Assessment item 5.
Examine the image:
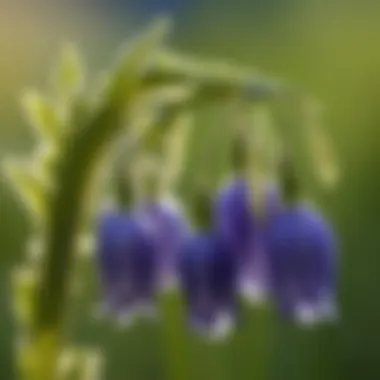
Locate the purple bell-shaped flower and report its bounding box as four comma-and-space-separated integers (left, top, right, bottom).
137, 196, 189, 290
179, 231, 239, 340
215, 177, 281, 304
96, 209, 158, 325
265, 205, 338, 326
216, 177, 253, 255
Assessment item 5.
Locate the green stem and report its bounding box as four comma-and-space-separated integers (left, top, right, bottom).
231, 127, 250, 176
279, 149, 300, 205
139, 103, 189, 203
190, 188, 214, 231
160, 291, 191, 380
26, 18, 172, 379
113, 139, 136, 210
31, 103, 125, 380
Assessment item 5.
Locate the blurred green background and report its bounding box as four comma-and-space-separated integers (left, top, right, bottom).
1, 0, 380, 379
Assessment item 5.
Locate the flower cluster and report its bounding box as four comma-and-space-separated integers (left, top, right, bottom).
96, 114, 339, 342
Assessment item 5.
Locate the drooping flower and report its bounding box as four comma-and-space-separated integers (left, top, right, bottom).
178, 231, 239, 340
96, 209, 158, 325
215, 177, 282, 304
137, 196, 189, 290
215, 177, 253, 256
265, 205, 338, 326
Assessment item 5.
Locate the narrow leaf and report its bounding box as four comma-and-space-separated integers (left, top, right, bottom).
304, 98, 341, 189
134, 154, 163, 203
309, 126, 341, 189
129, 84, 194, 140
160, 111, 192, 193
249, 105, 279, 179
21, 329, 60, 380
11, 266, 39, 328
3, 159, 48, 221
144, 49, 286, 105
21, 89, 61, 140
242, 104, 279, 212
79, 349, 104, 380
26, 235, 44, 262
56, 347, 103, 380
54, 43, 84, 98
106, 16, 172, 106
57, 348, 79, 380
33, 143, 58, 183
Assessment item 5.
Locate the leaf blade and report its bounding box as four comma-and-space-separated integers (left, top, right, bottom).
21, 90, 61, 140
3, 159, 48, 222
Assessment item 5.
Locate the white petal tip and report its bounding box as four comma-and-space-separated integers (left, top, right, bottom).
161, 196, 182, 216
116, 310, 138, 329
295, 306, 319, 327
294, 300, 339, 328
208, 313, 235, 343
240, 282, 268, 306
161, 277, 179, 293
135, 303, 159, 321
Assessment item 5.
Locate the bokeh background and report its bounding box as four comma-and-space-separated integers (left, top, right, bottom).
1, 0, 380, 379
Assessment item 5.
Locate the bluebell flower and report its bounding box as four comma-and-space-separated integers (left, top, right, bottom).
96, 210, 158, 325
265, 205, 338, 326
137, 197, 189, 290
215, 177, 253, 256
215, 177, 282, 304
178, 232, 239, 340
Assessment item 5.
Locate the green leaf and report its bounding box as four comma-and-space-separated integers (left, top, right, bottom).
3, 159, 48, 221
151, 49, 257, 83
160, 110, 192, 193
248, 105, 279, 195
142, 102, 190, 155
78, 348, 104, 380
33, 143, 58, 183
11, 265, 39, 329
105, 16, 172, 106
127, 102, 193, 202
129, 84, 195, 141
304, 98, 341, 190
56, 347, 103, 380
19, 329, 60, 380
133, 153, 163, 202
309, 127, 341, 189
53, 43, 84, 98
21, 89, 61, 140
57, 348, 79, 380
26, 235, 44, 262
144, 49, 285, 105
132, 84, 195, 115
